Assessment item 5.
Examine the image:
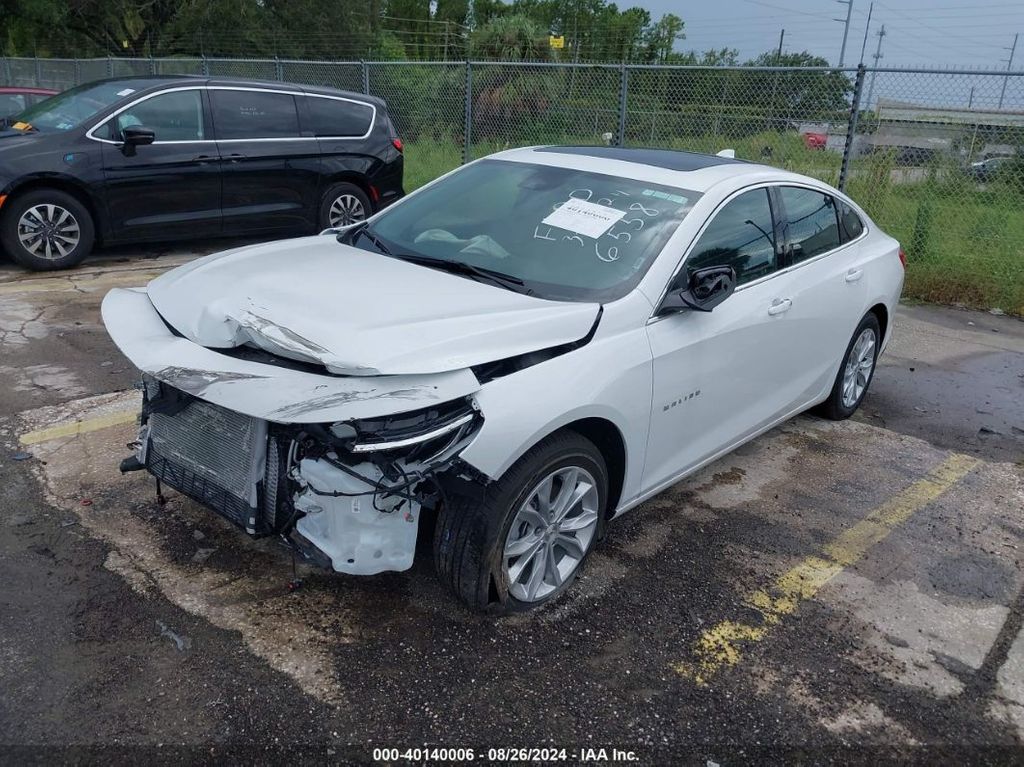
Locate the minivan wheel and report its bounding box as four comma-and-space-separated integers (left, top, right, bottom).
1, 189, 95, 271
816, 312, 881, 420
319, 182, 371, 229
434, 431, 608, 613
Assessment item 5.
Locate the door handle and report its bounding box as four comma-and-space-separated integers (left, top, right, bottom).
226, 153, 246, 162
191, 154, 215, 163
767, 298, 792, 316
845, 268, 864, 283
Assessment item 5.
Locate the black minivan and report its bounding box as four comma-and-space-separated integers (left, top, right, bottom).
0, 76, 404, 270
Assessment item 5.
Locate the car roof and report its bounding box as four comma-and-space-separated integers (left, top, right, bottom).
493, 145, 836, 197
534, 145, 748, 171
81, 75, 385, 108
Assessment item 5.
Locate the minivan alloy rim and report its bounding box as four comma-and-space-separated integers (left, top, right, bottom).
842, 327, 876, 408
328, 194, 367, 227
503, 466, 599, 603
18, 204, 80, 260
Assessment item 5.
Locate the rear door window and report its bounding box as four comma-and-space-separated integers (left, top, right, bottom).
211, 89, 300, 139
684, 188, 778, 285
305, 96, 374, 137
837, 200, 864, 242
113, 89, 205, 141
779, 187, 842, 263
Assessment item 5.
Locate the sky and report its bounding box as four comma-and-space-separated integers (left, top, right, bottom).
641, 0, 1023, 71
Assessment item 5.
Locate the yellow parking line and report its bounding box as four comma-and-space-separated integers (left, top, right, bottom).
673, 453, 981, 685
19, 410, 137, 446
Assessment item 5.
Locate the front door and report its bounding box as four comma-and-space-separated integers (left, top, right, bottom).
643, 187, 797, 492
210, 88, 321, 233
100, 88, 222, 241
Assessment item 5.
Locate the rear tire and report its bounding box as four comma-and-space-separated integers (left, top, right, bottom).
816, 312, 881, 420
434, 431, 608, 613
318, 182, 371, 230
0, 188, 95, 271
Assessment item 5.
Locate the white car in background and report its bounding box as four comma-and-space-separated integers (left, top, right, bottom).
102, 146, 904, 612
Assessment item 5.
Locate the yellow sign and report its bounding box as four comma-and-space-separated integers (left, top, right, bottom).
11, 121, 31, 131
549, 35, 565, 49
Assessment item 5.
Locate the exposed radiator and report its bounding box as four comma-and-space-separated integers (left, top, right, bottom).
145, 390, 270, 534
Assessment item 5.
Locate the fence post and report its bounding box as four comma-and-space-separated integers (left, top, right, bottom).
839, 64, 866, 193
615, 63, 629, 147
361, 60, 370, 95
34, 56, 42, 87
275, 56, 283, 81
74, 58, 81, 85
106, 56, 113, 78
201, 55, 209, 76
462, 60, 473, 165
2, 57, 10, 86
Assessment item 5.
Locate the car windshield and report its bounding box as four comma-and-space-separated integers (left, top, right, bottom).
10, 79, 164, 132
357, 159, 701, 302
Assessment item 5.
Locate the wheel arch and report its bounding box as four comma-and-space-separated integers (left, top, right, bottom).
322, 172, 378, 211
3, 176, 106, 240
868, 302, 889, 344
561, 417, 627, 519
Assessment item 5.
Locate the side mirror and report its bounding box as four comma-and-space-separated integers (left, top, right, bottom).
121, 125, 155, 147
661, 265, 737, 314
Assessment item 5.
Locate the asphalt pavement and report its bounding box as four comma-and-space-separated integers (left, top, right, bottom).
0, 244, 1022, 764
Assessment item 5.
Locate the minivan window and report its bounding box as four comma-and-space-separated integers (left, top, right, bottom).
684, 188, 777, 285
780, 187, 841, 262
0, 94, 26, 115
211, 89, 300, 139
14, 79, 166, 132
113, 89, 205, 141
306, 96, 373, 137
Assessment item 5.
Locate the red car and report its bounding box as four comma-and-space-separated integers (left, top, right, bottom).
802, 131, 828, 150
0, 86, 58, 120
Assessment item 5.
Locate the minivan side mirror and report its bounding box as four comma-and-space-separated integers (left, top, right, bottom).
120, 124, 154, 153
660, 265, 737, 314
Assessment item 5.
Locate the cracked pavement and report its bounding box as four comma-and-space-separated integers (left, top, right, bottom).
0, 246, 1022, 763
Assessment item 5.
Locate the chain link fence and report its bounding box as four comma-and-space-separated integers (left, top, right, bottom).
2, 56, 1022, 311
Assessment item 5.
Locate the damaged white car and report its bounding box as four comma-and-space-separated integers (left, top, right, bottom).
102, 146, 904, 612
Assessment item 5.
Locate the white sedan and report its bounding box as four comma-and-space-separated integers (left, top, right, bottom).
102, 146, 904, 612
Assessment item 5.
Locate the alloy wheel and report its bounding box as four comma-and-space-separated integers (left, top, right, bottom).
503, 466, 599, 603
17, 204, 81, 261
328, 194, 367, 227
841, 327, 877, 408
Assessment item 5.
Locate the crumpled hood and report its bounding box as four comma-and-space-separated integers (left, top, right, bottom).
147, 236, 601, 376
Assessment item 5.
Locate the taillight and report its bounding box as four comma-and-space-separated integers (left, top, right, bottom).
898, 248, 907, 268
392, 138, 403, 153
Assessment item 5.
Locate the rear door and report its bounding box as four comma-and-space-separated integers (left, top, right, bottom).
99, 88, 222, 241
772, 186, 869, 402
210, 87, 321, 233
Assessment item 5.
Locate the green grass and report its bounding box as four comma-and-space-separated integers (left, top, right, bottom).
402, 137, 1024, 315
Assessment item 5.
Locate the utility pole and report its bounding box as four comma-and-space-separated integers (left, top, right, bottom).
859, 2, 873, 64
865, 24, 886, 113
998, 32, 1018, 109
835, 0, 854, 67
766, 29, 785, 131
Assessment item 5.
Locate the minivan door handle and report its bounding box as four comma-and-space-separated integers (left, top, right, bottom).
191, 154, 215, 163
226, 153, 247, 162
767, 298, 792, 316
845, 268, 864, 283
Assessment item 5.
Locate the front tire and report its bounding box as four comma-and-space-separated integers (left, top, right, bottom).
434, 431, 608, 613
816, 312, 881, 420
0, 189, 95, 271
